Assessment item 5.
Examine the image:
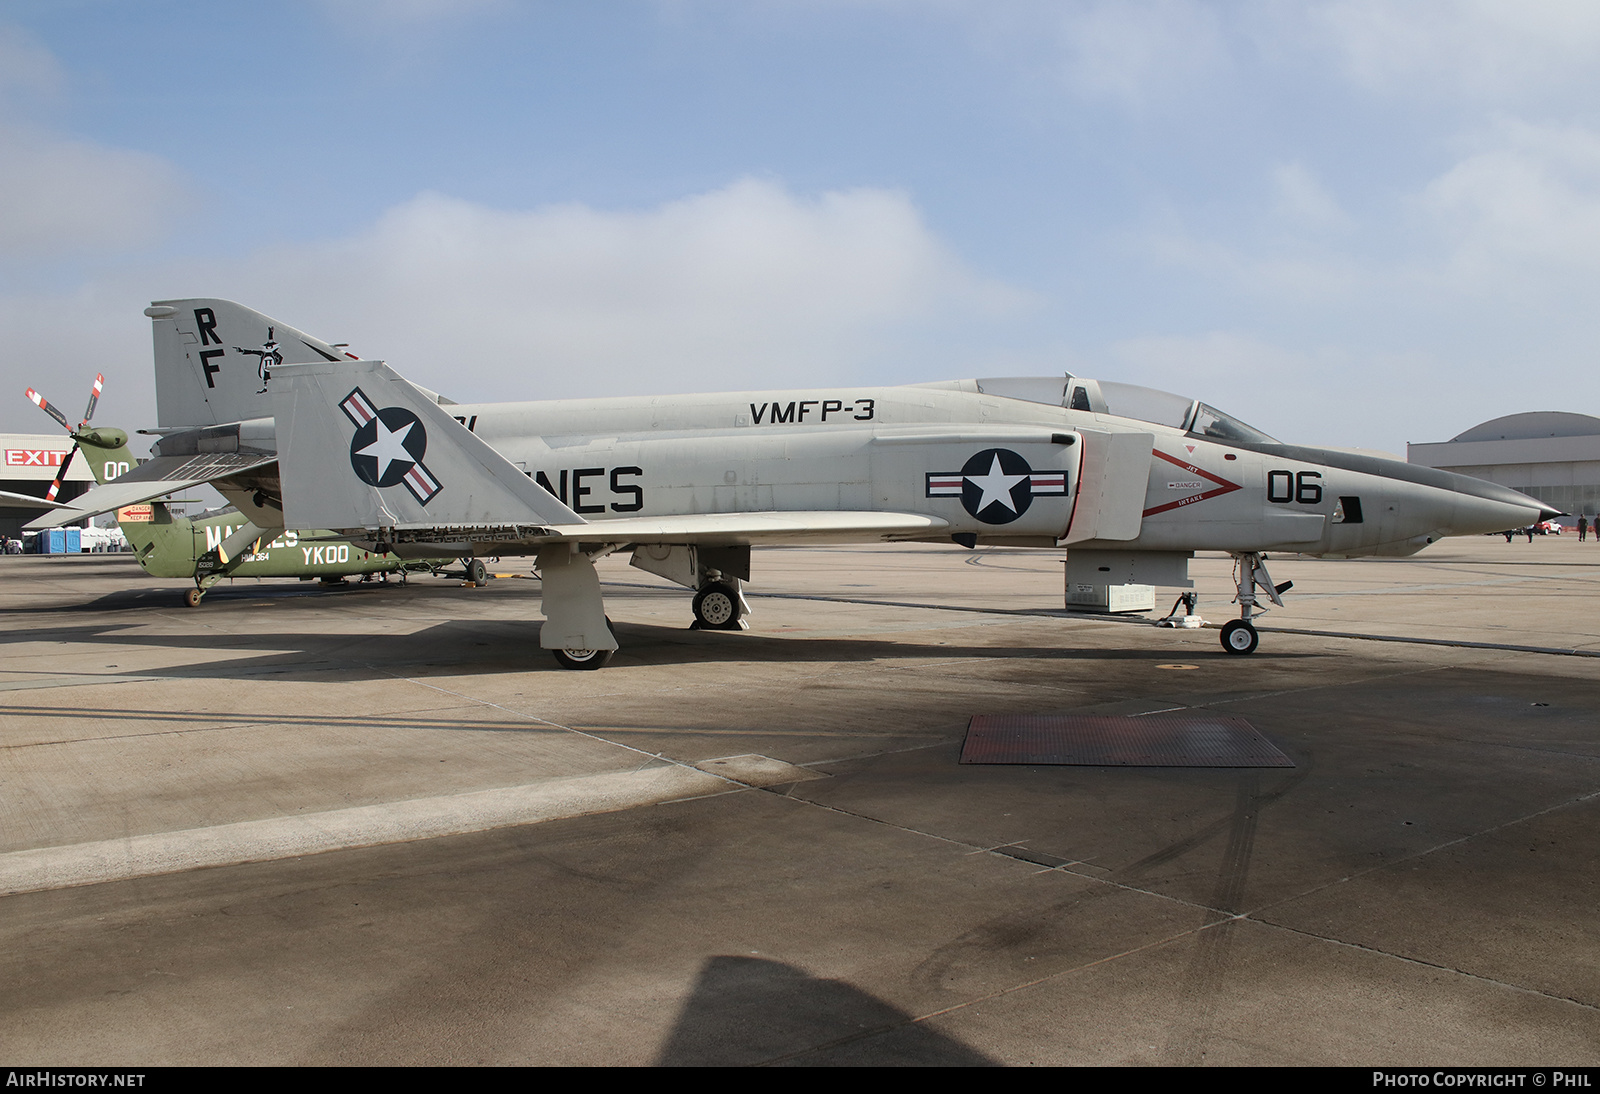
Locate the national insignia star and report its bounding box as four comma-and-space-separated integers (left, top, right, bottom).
966, 453, 1028, 513
356, 415, 416, 482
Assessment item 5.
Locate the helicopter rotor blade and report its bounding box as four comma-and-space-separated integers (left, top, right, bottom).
25, 388, 71, 432
45, 443, 79, 503
81, 373, 104, 427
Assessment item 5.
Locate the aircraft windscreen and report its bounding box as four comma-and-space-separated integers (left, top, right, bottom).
974, 377, 1068, 405
1189, 403, 1279, 444
1096, 382, 1195, 430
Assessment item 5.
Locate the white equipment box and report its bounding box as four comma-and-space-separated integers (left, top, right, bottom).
1065, 582, 1155, 613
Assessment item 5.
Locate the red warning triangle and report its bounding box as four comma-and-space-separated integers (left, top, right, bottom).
1142, 449, 1243, 517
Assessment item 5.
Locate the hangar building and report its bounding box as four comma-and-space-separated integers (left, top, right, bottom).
0, 433, 98, 539
1408, 412, 1600, 520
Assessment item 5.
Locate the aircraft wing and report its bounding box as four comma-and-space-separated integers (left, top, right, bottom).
24, 453, 278, 529
0, 490, 83, 510
396, 511, 948, 552
542, 511, 948, 545
372, 511, 950, 557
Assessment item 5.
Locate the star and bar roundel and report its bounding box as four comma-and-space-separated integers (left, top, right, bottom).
926, 448, 1067, 524
341, 387, 443, 505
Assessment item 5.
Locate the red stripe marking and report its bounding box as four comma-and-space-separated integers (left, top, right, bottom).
342, 396, 374, 425
404, 463, 441, 501
1141, 448, 1242, 517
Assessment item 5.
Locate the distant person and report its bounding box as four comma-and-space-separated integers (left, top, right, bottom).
1580, 517, 1589, 543
1505, 529, 1515, 543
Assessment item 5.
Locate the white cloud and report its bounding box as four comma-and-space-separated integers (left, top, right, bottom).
1269, 162, 1353, 232
1420, 117, 1600, 287
1307, 0, 1600, 101
1103, 331, 1434, 451
0, 24, 63, 97
0, 124, 189, 258
1132, 162, 1364, 308
1138, 113, 1600, 310
1051, 0, 1230, 108
993, 1, 1600, 108
0, 280, 157, 449
0, 179, 1029, 432
1106, 330, 1329, 421
241, 180, 1026, 401
0, 27, 188, 261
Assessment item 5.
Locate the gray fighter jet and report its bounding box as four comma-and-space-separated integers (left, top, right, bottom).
36, 300, 1559, 668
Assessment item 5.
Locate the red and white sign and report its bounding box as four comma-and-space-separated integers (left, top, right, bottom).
6, 449, 67, 467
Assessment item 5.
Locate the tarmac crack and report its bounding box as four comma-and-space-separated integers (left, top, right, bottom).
359, 665, 717, 777
1249, 918, 1600, 1014
1243, 783, 1600, 928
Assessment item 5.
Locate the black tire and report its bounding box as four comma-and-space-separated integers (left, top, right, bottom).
185, 588, 203, 608
466, 558, 488, 584
692, 582, 742, 629
552, 646, 613, 670
1220, 619, 1259, 655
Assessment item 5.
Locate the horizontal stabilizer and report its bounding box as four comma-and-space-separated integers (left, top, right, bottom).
25, 454, 277, 529
0, 490, 81, 511
273, 359, 584, 533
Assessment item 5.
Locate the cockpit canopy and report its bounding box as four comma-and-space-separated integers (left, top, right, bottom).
975, 374, 1278, 445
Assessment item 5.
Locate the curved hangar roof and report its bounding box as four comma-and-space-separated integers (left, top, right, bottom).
1452, 412, 1600, 443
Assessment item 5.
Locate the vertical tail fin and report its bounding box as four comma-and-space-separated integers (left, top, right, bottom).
144, 299, 349, 427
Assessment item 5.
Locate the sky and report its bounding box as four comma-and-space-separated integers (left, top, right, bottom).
4, 0, 1600, 455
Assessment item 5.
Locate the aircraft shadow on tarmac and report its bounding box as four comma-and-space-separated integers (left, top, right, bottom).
0, 612, 1316, 685
654, 955, 998, 1066
0, 578, 427, 616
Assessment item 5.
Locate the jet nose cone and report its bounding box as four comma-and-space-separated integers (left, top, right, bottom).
1446, 483, 1555, 534
1445, 493, 1544, 537
1409, 472, 1554, 539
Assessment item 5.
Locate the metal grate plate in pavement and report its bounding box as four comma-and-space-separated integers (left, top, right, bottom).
960, 712, 1293, 767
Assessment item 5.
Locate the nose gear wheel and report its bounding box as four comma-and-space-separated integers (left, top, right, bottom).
1220, 619, 1259, 655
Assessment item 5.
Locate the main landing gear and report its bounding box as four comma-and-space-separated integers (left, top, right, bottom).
691, 580, 749, 631
538, 545, 621, 670
552, 624, 616, 670
625, 544, 752, 636
1221, 552, 1293, 656
552, 647, 611, 670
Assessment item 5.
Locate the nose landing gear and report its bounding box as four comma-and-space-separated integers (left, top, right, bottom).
1220, 618, 1259, 655
1222, 552, 1292, 656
